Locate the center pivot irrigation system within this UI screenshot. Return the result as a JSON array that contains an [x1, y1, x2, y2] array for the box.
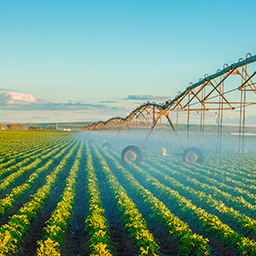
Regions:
[[82, 53, 256, 164]]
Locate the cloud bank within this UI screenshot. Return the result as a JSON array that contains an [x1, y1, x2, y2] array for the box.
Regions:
[[0, 92, 38, 104], [0, 92, 127, 111]]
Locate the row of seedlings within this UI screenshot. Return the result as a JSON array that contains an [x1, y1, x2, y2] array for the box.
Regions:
[[0, 132, 50, 159], [92, 145, 162, 256], [168, 157, 256, 200], [0, 140, 79, 255], [140, 160, 256, 239], [209, 154, 256, 178], [0, 143, 52, 171], [0, 132, 68, 162], [202, 152, 256, 179], [0, 134, 69, 172], [84, 143, 113, 255], [0, 140, 76, 218], [36, 142, 83, 255], [160, 158, 256, 206], [99, 147, 211, 256], [0, 139, 71, 181], [118, 152, 256, 256], [0, 140, 73, 195], [146, 157, 256, 223], [187, 160, 256, 194]]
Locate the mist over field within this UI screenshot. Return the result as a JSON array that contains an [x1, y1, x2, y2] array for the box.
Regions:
[[78, 127, 256, 155]]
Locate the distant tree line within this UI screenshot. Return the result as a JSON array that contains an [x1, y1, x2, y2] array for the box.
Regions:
[[0, 124, 57, 131], [28, 126, 56, 130], [7, 124, 24, 130]]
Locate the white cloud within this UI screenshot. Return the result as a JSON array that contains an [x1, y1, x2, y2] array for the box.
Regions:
[[0, 92, 37, 104], [0, 92, 128, 112]]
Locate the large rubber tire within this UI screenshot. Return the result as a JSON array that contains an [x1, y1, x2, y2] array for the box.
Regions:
[[183, 147, 204, 164], [121, 145, 143, 165], [102, 142, 112, 150]]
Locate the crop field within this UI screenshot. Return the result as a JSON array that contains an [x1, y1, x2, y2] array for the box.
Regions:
[[0, 131, 256, 255]]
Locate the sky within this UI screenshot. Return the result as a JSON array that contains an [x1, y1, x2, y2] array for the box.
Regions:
[[1, 0, 256, 124]]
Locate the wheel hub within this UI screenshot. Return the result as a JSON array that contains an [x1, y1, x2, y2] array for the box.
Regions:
[[124, 150, 137, 162], [185, 151, 198, 164]]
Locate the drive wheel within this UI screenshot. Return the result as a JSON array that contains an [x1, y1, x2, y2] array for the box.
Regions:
[[102, 142, 112, 150], [183, 147, 203, 164], [121, 146, 143, 165]]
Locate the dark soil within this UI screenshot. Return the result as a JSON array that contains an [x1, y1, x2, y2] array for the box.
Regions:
[[150, 158, 256, 242], [126, 160, 239, 256], [97, 147, 180, 256], [91, 147, 138, 256], [0, 140, 249, 256], [15, 144, 79, 256], [0, 144, 45, 166], [99, 147, 242, 256], [61, 145, 89, 256], [0, 144, 56, 183], [0, 145, 73, 228], [127, 193, 180, 256], [0, 143, 70, 200]]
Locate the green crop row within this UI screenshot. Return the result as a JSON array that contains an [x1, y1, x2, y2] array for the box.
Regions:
[[203, 154, 256, 181], [0, 143, 58, 181], [0, 140, 61, 172], [0, 132, 46, 158], [140, 160, 256, 238], [0, 131, 68, 161], [120, 154, 256, 256], [0, 140, 72, 195], [0, 140, 75, 218], [204, 152, 256, 177], [0, 141, 79, 255], [36, 142, 83, 255], [92, 145, 162, 256], [170, 157, 256, 199], [84, 143, 113, 256], [147, 156, 256, 224], [164, 158, 256, 206], [192, 162, 256, 194], [0, 139, 70, 182], [101, 148, 211, 256]]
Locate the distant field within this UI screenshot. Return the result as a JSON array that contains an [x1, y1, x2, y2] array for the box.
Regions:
[[22, 121, 95, 131], [4, 120, 256, 134], [0, 131, 256, 255]]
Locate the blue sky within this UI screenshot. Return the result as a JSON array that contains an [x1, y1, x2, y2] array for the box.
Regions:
[[0, 0, 256, 124]]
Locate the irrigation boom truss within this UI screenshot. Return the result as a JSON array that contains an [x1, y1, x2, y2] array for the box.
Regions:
[[82, 53, 256, 164]]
